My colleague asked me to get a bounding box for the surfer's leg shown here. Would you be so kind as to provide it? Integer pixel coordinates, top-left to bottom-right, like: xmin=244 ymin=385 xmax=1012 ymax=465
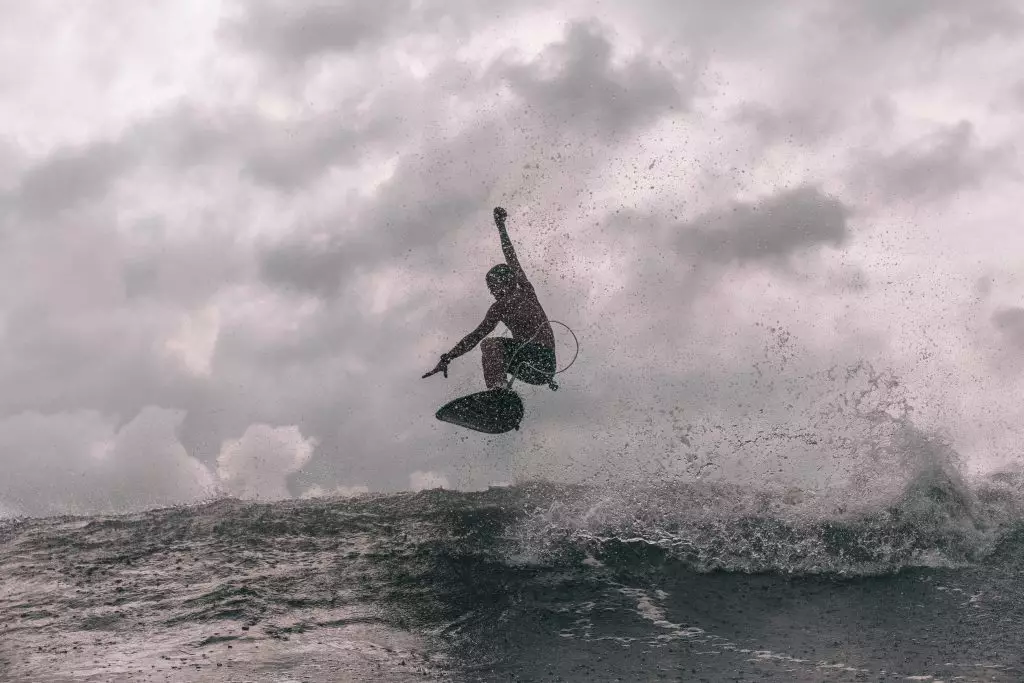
xmin=480 ymin=337 xmax=511 ymax=389
xmin=508 ymin=342 xmax=556 ymax=385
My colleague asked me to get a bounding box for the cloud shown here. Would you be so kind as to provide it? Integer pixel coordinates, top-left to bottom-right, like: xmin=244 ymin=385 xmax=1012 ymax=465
xmin=674 ymin=185 xmax=851 ymax=266
xmin=257 ymin=236 xmax=356 ymax=298
xmin=852 ymin=121 xmax=1012 ymax=203
xmin=832 ymin=0 xmax=1023 ymax=42
xmin=0 ymin=209 xmax=217 ymax=419
xmin=256 ymin=19 xmax=685 ymax=299
xmin=223 ymin=0 xmax=549 ymax=68
xmin=11 ymin=139 xmax=139 ymax=219
xmin=216 ymin=424 xmax=317 ymax=500
xmin=0 ymin=409 xmax=328 ymax=516
xmin=102 ymin=407 xmax=219 ymax=510
xmin=225 ymin=0 xmax=415 ymax=64
xmin=241 ymin=117 xmax=396 ymax=191
xmin=7 ymin=101 xmax=401 ymax=209
xmin=992 ymin=307 xmax=1024 ymax=349
xmin=164 ymin=305 xmax=221 ymax=376
xmin=497 ymin=21 xmax=686 ymax=138
xmin=2 ymin=0 xmax=1024 ymax=516
xmin=0 ymin=407 xmax=216 ymax=517
xmin=144 ymin=103 xmax=400 ymax=191
xmin=409 ymin=470 xmax=450 ymax=491
xmin=732 ymin=102 xmax=841 ymax=147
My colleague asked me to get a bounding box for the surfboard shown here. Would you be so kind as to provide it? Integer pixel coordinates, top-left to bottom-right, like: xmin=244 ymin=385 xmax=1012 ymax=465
xmin=435 ymin=388 xmax=524 ymax=434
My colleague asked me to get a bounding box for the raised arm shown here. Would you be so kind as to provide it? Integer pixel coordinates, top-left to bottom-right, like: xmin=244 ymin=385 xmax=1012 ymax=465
xmin=493 ymin=207 xmax=527 ymax=282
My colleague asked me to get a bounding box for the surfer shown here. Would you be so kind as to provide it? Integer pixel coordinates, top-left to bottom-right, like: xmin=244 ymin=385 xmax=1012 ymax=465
xmin=423 ymin=207 xmax=556 ymax=390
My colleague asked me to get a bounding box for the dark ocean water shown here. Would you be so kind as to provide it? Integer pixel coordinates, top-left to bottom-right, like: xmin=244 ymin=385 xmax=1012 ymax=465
xmin=2 ymin=466 xmax=1023 ymax=682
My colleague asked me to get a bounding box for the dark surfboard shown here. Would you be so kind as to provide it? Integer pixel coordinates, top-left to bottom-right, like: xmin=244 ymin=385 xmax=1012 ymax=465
xmin=435 ymin=388 xmax=524 ymax=434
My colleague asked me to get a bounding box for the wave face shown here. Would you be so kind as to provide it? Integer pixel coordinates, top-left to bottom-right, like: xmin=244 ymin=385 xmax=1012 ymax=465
xmin=2 ymin=471 xmax=1024 ymax=681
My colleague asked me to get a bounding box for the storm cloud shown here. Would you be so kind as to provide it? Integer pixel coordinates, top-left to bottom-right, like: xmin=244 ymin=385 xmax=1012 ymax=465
xmin=2 ymin=1 xmax=1024 ymax=516
xmin=852 ymin=121 xmax=1014 ymax=203
xmin=674 ymin=186 xmax=850 ymax=266
xmin=227 ymin=0 xmax=416 ymax=63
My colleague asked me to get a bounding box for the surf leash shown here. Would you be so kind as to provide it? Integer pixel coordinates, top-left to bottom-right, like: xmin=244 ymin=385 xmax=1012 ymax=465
xmin=503 ymin=320 xmax=580 ymax=391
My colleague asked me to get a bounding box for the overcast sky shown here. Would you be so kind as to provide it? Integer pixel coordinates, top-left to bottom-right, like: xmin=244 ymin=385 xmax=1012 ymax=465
xmin=1 ymin=0 xmax=1022 ymax=517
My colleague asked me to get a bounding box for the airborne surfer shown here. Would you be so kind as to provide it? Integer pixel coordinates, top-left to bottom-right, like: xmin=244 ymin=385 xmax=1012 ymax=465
xmin=423 ymin=207 xmax=557 ymax=391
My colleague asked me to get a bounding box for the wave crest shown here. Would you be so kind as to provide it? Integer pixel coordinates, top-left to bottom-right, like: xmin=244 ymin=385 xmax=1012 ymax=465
xmin=511 ymin=463 xmax=1024 ymax=576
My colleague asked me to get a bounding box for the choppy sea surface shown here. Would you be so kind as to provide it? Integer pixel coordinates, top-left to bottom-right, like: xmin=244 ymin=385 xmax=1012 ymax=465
xmin=2 ymin=463 xmax=1023 ymax=682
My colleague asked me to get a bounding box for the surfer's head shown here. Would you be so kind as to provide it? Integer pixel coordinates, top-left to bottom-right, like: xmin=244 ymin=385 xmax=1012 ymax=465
xmin=486 ymin=264 xmax=515 ymax=299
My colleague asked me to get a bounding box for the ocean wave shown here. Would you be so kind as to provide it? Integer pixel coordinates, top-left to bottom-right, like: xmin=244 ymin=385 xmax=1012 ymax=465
xmin=508 ymin=462 xmax=1024 ymax=576
xmin=3 ymin=459 xmax=1023 ymax=589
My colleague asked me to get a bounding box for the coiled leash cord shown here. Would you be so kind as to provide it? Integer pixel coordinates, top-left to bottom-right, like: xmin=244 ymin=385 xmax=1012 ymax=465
xmin=503 ymin=320 xmax=579 ymax=391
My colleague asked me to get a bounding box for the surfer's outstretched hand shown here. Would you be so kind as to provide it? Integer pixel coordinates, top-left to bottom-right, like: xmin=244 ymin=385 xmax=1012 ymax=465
xmin=422 ymin=354 xmax=451 ymax=379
